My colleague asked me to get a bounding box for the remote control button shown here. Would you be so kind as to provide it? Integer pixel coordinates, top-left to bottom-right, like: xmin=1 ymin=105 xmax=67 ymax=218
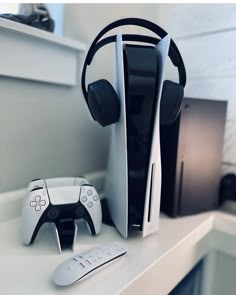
xmin=47 ymin=208 xmax=60 ymax=220
xmin=87 ymin=201 xmax=93 ymax=208
xmin=81 ymin=187 xmax=85 ymax=193
xmin=75 ymin=206 xmax=84 ymax=217
xmin=87 ymin=190 xmax=93 ymax=196
xmin=81 ymin=196 xmax=87 ymax=203
xmin=80 ymin=262 xmax=85 ymax=268
xmin=93 ymin=195 xmax=98 ymax=201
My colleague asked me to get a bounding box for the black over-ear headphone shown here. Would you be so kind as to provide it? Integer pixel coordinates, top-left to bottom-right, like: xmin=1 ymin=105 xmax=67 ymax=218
xmin=81 ymin=18 xmax=187 ymax=127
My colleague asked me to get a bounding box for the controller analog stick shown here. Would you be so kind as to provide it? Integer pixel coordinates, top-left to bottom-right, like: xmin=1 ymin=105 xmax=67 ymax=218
xmin=75 ymin=206 xmax=84 ymax=218
xmin=47 ymin=207 xmax=60 ymax=220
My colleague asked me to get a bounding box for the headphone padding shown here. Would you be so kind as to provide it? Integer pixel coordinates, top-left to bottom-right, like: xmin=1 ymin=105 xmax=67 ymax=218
xmin=87 ymin=79 xmax=120 ymax=127
xmin=160 ymin=80 xmax=184 ymax=125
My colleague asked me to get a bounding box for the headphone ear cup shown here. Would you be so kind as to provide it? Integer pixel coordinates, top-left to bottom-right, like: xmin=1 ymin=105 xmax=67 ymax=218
xmin=87 ymin=79 xmax=120 ymax=127
xmin=160 ymin=80 xmax=184 ymax=125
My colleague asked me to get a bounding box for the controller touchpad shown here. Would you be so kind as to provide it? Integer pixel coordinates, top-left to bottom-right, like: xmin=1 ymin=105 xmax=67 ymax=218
xmin=49 ymin=187 xmax=80 ymax=205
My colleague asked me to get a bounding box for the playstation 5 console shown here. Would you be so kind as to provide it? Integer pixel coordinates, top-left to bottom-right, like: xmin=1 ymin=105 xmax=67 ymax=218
xmin=104 ymin=34 xmax=171 ymax=238
xmin=81 ymin=18 xmax=186 ymax=238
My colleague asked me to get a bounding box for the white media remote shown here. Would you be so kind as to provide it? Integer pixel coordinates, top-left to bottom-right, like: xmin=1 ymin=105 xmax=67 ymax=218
xmin=52 ymin=241 xmax=128 ymax=286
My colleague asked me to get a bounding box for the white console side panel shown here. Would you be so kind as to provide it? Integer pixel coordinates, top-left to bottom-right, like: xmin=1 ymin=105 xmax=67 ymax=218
xmin=104 ymin=33 xmax=128 ymax=238
xmin=142 ymin=35 xmax=171 ymax=237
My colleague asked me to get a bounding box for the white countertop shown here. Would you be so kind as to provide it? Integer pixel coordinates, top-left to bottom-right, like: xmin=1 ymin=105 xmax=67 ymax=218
xmin=1 ymin=206 xmax=236 ymax=295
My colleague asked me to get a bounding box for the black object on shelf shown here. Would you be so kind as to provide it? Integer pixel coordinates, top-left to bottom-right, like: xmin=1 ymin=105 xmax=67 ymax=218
xmin=219 ymin=173 xmax=236 ymax=205
xmin=160 ymin=97 xmax=227 ymax=217
xmin=0 ymin=9 xmax=54 ymax=32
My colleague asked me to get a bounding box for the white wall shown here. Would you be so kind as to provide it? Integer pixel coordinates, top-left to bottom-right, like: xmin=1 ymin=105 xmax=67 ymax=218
xmin=0 ymin=4 xmax=158 ymax=193
xmin=4 ymin=3 xmax=234 ymax=192
xmin=157 ymin=4 xmax=236 ymax=174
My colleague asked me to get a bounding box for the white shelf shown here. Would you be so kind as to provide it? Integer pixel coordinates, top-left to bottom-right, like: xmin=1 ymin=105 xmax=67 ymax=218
xmin=0 ymin=18 xmax=86 ymax=86
xmin=1 ymin=188 xmax=236 ymax=295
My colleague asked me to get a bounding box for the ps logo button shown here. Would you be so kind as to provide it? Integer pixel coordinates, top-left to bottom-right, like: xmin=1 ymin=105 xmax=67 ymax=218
xmin=87 ymin=190 xmax=93 ymax=196
xmin=93 ymin=195 xmax=98 ymax=201
xmin=75 ymin=206 xmax=84 ymax=217
xmin=87 ymin=201 xmax=93 ymax=208
xmin=47 ymin=208 xmax=60 ymax=220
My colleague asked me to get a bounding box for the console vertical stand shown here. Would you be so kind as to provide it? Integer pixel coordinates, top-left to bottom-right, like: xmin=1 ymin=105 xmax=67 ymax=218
xmin=51 ymin=221 xmax=78 ymax=254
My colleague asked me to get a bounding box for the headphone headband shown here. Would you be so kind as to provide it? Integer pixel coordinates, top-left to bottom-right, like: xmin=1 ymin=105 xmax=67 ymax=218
xmin=81 ymin=18 xmax=186 ymax=102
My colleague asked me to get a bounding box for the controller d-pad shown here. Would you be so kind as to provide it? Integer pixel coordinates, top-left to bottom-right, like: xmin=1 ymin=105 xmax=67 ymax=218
xmin=47 ymin=207 xmax=60 ymax=220
xmin=30 ymin=195 xmax=46 ymax=211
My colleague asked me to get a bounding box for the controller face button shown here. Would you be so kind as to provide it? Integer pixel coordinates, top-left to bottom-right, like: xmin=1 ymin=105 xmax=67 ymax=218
xmin=87 ymin=201 xmax=93 ymax=208
xmin=81 ymin=196 xmax=87 ymax=203
xmin=47 ymin=208 xmax=60 ymax=220
xmin=93 ymin=195 xmax=98 ymax=201
xmin=75 ymin=206 xmax=84 ymax=217
xmin=87 ymin=190 xmax=93 ymax=196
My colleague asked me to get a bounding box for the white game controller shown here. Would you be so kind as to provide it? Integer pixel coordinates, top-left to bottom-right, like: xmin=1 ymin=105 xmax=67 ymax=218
xmin=22 ymin=183 xmax=102 ymax=251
